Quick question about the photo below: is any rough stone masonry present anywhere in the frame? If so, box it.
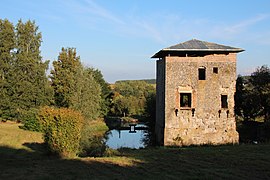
[152,39,244,146]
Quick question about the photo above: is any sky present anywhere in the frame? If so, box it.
[1,0,270,83]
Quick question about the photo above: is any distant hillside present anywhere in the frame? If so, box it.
[115,79,156,84]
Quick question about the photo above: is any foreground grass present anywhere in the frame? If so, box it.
[1,122,270,179]
[0,121,43,150]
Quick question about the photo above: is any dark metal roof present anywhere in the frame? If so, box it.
[151,39,244,58]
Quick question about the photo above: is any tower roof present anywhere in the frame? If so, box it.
[151,39,244,58]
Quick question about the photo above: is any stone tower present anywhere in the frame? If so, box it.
[152,39,244,146]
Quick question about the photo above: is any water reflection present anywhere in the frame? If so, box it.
[105,123,147,149]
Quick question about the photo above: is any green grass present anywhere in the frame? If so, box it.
[1,121,270,179]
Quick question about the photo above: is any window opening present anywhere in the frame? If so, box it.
[180,93,192,108]
[213,67,218,74]
[221,95,228,108]
[198,67,206,80]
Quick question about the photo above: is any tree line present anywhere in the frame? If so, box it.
[0,19,111,123]
[0,19,116,157]
[0,19,157,156]
[109,80,156,118]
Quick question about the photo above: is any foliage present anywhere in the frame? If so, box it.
[143,91,156,146]
[116,79,156,85]
[144,92,156,119]
[0,19,52,120]
[79,119,109,157]
[51,47,82,108]
[51,48,102,119]
[38,106,83,158]
[11,20,52,117]
[90,68,112,117]
[20,108,41,132]
[235,75,260,121]
[73,67,102,120]
[250,65,270,121]
[235,65,270,122]
[110,80,155,116]
[0,19,15,119]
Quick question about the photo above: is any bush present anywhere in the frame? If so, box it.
[38,106,83,158]
[20,108,41,132]
[79,119,109,157]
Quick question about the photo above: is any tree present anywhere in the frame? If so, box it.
[0,19,15,119]
[0,19,52,120]
[51,48,102,119]
[51,47,82,108]
[10,20,52,118]
[111,80,155,116]
[75,67,102,120]
[250,65,270,121]
[89,68,111,117]
[235,66,270,122]
[235,75,260,121]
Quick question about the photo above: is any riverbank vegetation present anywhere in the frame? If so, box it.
[109,80,155,118]
[0,19,114,157]
[1,122,270,179]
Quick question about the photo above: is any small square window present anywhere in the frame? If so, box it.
[198,67,206,80]
[213,67,218,74]
[221,95,228,108]
[180,93,192,108]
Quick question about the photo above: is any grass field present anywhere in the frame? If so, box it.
[1,122,270,179]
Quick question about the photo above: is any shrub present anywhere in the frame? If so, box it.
[79,119,109,157]
[38,106,83,158]
[20,108,41,132]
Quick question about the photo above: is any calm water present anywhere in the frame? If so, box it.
[105,123,147,149]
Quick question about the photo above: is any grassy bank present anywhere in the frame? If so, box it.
[1,122,270,179]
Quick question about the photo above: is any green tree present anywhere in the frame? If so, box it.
[235,66,270,122]
[51,48,102,119]
[111,80,155,116]
[250,65,270,121]
[89,68,111,117]
[0,20,52,119]
[11,20,52,118]
[51,47,82,108]
[235,75,259,121]
[145,92,156,120]
[74,67,102,119]
[0,19,15,119]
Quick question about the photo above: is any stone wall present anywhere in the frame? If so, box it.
[155,58,165,145]
[156,53,239,146]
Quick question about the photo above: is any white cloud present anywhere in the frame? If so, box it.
[63,0,124,25]
[82,0,124,25]
[58,1,270,48]
[224,14,269,34]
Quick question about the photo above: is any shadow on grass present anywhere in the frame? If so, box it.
[0,143,144,179]
[1,143,270,179]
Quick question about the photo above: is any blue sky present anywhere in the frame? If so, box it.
[1,0,270,83]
